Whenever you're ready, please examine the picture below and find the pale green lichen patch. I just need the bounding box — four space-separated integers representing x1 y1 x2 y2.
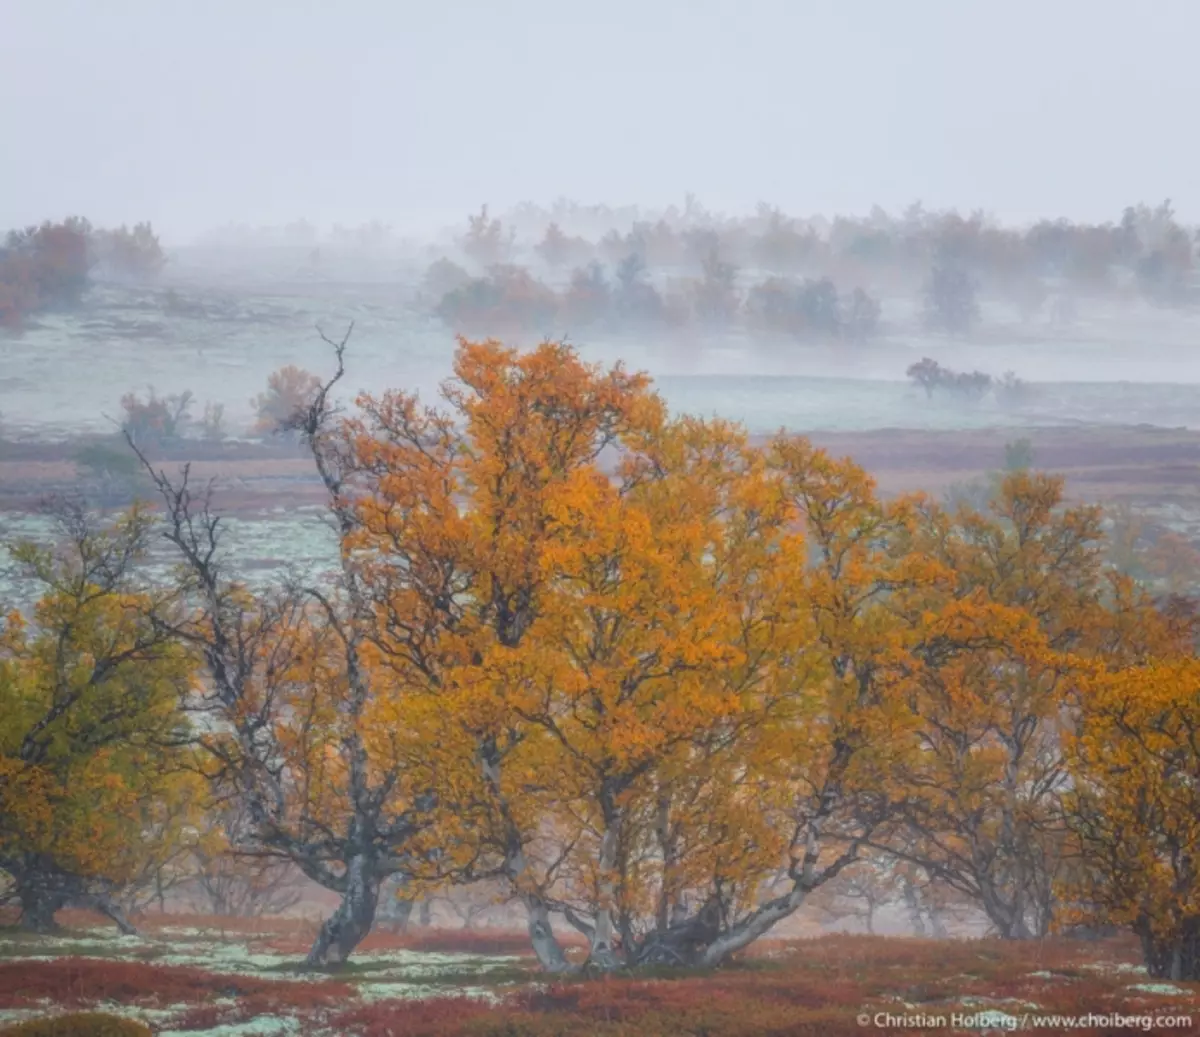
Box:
1128 982 1193 995
158 1018 304 1037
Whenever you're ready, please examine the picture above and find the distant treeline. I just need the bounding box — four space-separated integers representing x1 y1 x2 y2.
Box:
0 218 166 328
421 197 1196 340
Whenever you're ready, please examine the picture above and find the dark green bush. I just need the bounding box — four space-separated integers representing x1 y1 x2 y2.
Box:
0 1013 151 1037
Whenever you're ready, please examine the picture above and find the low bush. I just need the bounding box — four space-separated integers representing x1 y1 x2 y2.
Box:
0 1014 150 1037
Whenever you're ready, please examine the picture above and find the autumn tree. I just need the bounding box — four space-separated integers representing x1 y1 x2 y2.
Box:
887 473 1110 938
0 501 202 933
132 325 481 965
1064 655 1200 979
322 338 944 970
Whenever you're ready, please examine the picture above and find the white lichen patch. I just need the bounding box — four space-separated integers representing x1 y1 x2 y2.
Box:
158 1017 303 1037
151 941 300 975
955 996 1041 1010
1129 982 1193 995
355 981 503 1004
1081 961 1148 976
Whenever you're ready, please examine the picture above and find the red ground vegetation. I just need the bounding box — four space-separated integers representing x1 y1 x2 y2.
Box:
2 925 1196 1036
325 934 1200 1036
0 958 352 1011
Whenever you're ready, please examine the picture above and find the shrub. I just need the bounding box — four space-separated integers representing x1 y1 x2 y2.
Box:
0 218 94 327
251 365 322 436
0 1013 150 1037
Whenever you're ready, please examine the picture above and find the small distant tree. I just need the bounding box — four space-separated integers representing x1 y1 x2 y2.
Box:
535 222 590 270
796 277 842 337
995 372 1034 407
691 248 739 325
906 357 945 398
923 260 980 335
200 402 226 442
905 358 992 401
119 388 194 446
435 265 560 334
561 261 612 327
460 205 514 267
93 223 166 279
421 257 472 301
611 252 664 325
251 365 322 437
842 287 882 343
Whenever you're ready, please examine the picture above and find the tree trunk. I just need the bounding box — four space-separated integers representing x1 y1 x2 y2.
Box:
77 891 139 936
586 826 622 970
1140 919 1200 981
18 884 67 934
521 892 571 973
418 898 433 927
305 855 380 967
698 884 808 968
902 879 927 937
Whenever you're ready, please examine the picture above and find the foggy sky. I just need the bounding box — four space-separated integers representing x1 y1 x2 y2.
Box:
3 0 1196 242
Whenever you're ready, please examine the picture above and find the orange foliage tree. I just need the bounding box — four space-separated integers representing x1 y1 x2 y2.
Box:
251 365 323 437
881 474 1111 939
1065 654 1200 979
318 336 946 970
